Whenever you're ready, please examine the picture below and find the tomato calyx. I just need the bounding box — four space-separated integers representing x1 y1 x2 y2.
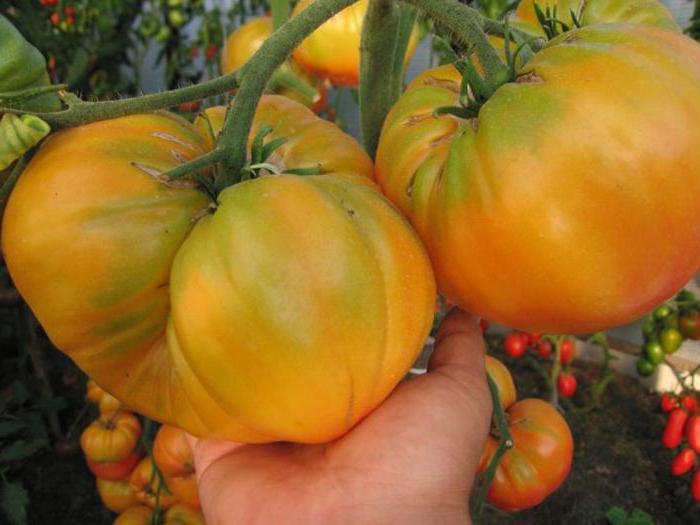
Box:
532 2 583 40
239 124 323 181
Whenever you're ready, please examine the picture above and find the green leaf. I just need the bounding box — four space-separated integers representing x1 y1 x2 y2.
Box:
64 47 90 88
0 421 25 440
0 438 47 463
1 480 28 525
628 509 654 525
606 506 627 525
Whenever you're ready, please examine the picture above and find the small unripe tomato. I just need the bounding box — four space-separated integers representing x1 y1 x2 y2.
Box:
557 373 577 398
504 332 527 358
660 328 683 354
654 304 672 320
644 341 665 365
636 358 655 377
680 311 700 340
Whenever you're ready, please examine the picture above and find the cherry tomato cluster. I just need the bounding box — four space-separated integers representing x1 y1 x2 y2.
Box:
659 391 700 502
500 330 578 398
637 290 699 377
81 379 205 523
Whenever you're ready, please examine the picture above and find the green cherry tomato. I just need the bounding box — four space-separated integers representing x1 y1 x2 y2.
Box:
644 341 665 365
664 313 680 330
660 328 683 354
636 358 655 377
676 290 697 303
642 317 656 338
653 304 671 320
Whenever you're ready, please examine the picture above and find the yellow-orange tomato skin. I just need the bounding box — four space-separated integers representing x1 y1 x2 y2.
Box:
130 457 179 509
479 399 573 511
220 17 327 111
165 504 205 525
376 25 700 334
511 0 679 35
169 173 436 443
97 478 138 513
80 412 141 463
113 505 153 525
291 0 418 86
485 356 516 410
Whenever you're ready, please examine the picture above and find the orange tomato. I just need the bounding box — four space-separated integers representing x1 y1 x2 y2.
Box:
376 24 700 333
99 392 124 415
130 457 179 510
479 399 573 511
96 477 138 513
165 475 200 509
485 356 516 410
87 450 142 481
80 412 141 463
220 17 327 112
291 0 419 86
113 505 153 525
86 379 106 404
153 425 193 478
165 503 205 525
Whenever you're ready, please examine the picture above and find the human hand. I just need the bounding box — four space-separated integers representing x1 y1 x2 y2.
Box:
187 309 492 524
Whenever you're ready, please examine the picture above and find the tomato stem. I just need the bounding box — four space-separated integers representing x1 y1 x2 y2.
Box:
472 373 513 516
215 0 359 191
359 0 416 158
550 335 563 407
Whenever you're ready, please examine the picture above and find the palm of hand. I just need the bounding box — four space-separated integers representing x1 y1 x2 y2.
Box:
188 311 491 525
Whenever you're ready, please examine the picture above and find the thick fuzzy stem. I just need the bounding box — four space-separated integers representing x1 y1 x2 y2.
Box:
402 0 510 92
216 0 358 190
359 0 416 157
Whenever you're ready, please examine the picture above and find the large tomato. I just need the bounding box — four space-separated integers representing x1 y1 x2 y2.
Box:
291 0 419 86
375 24 700 333
511 0 678 35
479 398 573 511
3 96 436 444
96 477 138 513
80 412 141 463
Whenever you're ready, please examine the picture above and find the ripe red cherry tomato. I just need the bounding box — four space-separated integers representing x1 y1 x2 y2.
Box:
671 448 696 476
693 470 700 502
560 339 575 365
662 408 689 449
504 332 527 358
557 373 577 398
536 340 552 359
660 393 679 413
686 414 700 453
680 395 698 412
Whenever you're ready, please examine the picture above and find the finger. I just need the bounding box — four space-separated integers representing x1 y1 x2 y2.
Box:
186 433 245 481
429 308 487 381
